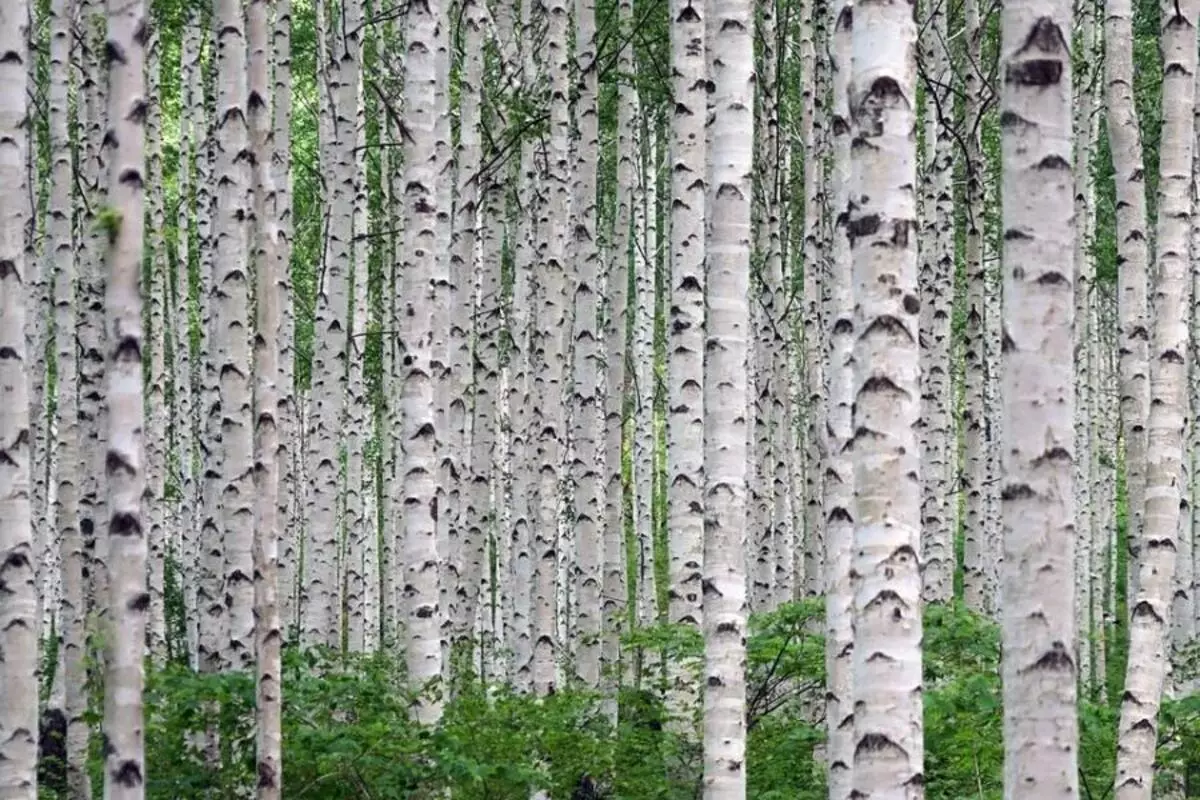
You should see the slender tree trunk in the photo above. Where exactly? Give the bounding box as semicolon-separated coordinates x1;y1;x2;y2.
667;0;706;723
1114;4;1199;796
102;0;148;793
604;0;635;710
249;1;283;791
272;0;296;637
1105;0;1151;602
847;0;924;794
918;0;954;604
214;0;256;672
960;0;989;613
824;6;854;796
303;0;352;648
145;17;169;662
800;0;824;598
400;0;447;722
78;0;111;659
176;8;201;665
572;0;605;691
0;0;37;793
1072;5;1100;685
1000;7;1079;796
52;0;90;792
702;0;752;793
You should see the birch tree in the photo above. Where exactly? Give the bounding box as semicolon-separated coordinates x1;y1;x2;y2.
702;0;752;792
847;0;924;793
1105;0;1150;596
102;0;149;792
667;0;706;722
400;0;446;723
0;0;37;793
825;5;854;796
999;5;1079;796
1114;3;1199;796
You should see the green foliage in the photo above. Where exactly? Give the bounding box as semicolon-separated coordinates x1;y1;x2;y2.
96;205;123;244
64;600;1200;799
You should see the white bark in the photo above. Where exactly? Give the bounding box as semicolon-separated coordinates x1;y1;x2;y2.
825;5;854;796
248;0;284;793
667;0;705;722
400;0;447;722
214;0;255;672
847;0;924;794
1114;4;1198;796
102;0;148;792
1105;0;1151;599
0;0;37;792
702;0;752;793
572;0;605;691
1000;7;1079;796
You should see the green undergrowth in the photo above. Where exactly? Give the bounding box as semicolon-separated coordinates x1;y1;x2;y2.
46;602;1200;799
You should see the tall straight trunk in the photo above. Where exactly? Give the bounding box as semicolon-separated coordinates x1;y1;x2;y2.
824;5;854;795
960;0;989;612
847;0;924;794
51;0;90;792
303;0;352;648
667;0;706;721
1072;4;1099;683
572;0;604;691
453;0;488;653
0;0;37;793
703;0;752;793
346;85;370;652
634;117;657;629
78;0;111;650
753;0;779;611
1114;4;1198;796
604;0;635;708
102;0;148;793
431;1;456;674
508;135;537;692
145;18;169;661
214;0;255;672
531;0;571;696
999;7;1079;795
800;0;824;598
198;62;226;676
1105;0;1151;600
176;9;201;663
248;0;283;792
918;0;954;603
400;0;446;722
272;0;296;636
1093;286;1113;701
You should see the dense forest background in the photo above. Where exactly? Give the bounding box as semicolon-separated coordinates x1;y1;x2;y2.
3;0;1200;796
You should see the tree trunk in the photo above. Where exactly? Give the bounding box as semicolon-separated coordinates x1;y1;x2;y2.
918;0;954;604
400;0;447;722
0;0;37;793
248;0;283;791
213;0;255;673
102;0;148;792
573;0;605;692
1000;8;1079;796
1114;3;1199;796
1105;0;1151;602
667;0;706;724
702;0;752;793
847;0;925;794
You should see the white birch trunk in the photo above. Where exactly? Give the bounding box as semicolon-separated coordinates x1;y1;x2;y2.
1000;7;1079;795
847;0;924;793
102;0;148;791
1114;3;1198;796
702;0;752;792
